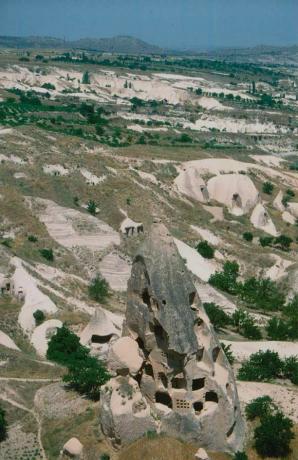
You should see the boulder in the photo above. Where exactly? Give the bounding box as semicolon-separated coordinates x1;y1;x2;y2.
108;337;143;375
195;448;210;460
63;437;83;458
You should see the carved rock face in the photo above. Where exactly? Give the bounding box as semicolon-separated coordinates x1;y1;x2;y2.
101;224;245;452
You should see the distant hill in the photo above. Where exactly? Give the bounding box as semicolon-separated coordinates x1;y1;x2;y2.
0;35;163;55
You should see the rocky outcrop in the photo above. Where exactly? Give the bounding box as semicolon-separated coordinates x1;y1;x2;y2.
101;224;245;452
62;437;83;458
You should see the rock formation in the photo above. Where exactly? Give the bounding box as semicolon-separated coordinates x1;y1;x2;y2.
100;224;245;452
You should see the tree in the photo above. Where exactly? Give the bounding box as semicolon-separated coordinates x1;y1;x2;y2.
245;396;276;421
239;277;285;312
221;343;235;365
33;309;45;326
195;88;203;95
238;350;283;382
179;133;192;143
63;355;110;400
262;181;274;195
203;303;231;330
274;234;293;251
196;241;214;259
39;248;54;262
87;200;97;216
209;261;239;295
88;275;109;303
47;325;88;366
231;310;261;340
0;405;7;442
82;71;90;84
242;232;253;242
259;236;274;247
233;453;248;460
283;356;298;385
254;411;294;457
266;317;289;340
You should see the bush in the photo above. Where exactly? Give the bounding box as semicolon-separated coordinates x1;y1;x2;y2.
266;317;289;340
42;82;56;90
179;133;192;143
82;71;90;84
28;234;38;242
88;275;109;303
274;234;293;251
239;277;285;312
245;396;275;421
209;261;239;295
242;232;253;242
262;181;274;195
203;303;231;330
221;343;235;365
238;350;283;382
87;200;97;215
196;241;214;259
233;453;248;460
33;309;45;326
254;411;294;457
0;405;7;442
259;236;274;247
232;310;262;340
47;325;88;366
283;356;298;385
63;354;110;400
39;248;54;261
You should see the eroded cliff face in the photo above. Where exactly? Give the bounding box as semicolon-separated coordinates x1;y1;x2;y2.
101;224;245;452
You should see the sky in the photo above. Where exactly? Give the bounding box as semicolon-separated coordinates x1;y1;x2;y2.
1;0;298;50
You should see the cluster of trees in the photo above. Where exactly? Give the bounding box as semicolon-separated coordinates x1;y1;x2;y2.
204;303;261;340
88;275;109;303
47;325;110;399
266;295;298;340
259;234;293;251
245;396;294;457
238;350;298;385
282;188;295;207
209;261;286;312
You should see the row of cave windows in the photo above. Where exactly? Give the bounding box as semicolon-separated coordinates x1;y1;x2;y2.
155;390;218;410
142;288;197;311
145;363;206;391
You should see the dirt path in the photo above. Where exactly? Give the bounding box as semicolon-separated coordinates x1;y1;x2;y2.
0;377;61;382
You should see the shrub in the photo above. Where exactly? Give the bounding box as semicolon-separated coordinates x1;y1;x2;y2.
41;82;56;90
239;277;285;312
100;455;110;460
283;356;298;385
63;354;110;400
88;275;109;303
254;411;294;457
28;234;38;242
242;232;253;242
47;325;88;366
203;303;231;330
33;309;45;326
274;234;293;251
196;241;214;259
87;200;97;215
238;350;283;382
262;181;274;195
245;396;275;421
0;405;7;442
266;317;289;340
209;261;239;295
233;453;248;460
39;248;54;261
231;310;262;340
179;133;192;143
259;236;274;247
221;343;235;365
82;71;90;84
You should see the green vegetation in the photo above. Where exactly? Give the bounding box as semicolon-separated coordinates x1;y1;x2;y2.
82;71;90;84
232;310;262;340
39;248;54;262
238;350;298;384
245;396;276;421
0;405;8;442
254;411;294;457
33;309;45;326
195;241;214;259
233;453;248;460
28;234;38;243
259;234;293;251
242;232;253;242
282;189;295;207
47;325;110;399
209;261;239;294
262;181;274;195
221;343;235;365
203;302;231;330
246;396;294;457
41;82;56;90
87;200;97;215
88;275;109;303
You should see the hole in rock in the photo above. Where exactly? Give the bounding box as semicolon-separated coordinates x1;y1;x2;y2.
193;401;203;413
192;378;205;391
91;334;113;344
155;391;172;408
205;391;218;403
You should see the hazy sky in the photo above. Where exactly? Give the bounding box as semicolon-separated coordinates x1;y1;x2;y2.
1;0;298;50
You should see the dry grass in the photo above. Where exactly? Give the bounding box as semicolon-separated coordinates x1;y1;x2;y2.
118;435;231;460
